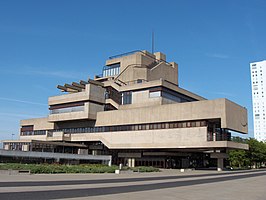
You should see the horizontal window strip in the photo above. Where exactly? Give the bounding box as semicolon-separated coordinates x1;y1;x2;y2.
21;120;209;136
49;101;86;110
49;100;104;110
21;125;34;132
20;130;47;136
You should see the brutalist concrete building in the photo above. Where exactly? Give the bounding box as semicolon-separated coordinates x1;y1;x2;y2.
2;50;248;170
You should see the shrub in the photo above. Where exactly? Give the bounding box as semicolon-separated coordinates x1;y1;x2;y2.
0;163;118;174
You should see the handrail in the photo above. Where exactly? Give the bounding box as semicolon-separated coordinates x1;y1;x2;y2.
109;50;172;66
114;64;148;83
109;50;141;59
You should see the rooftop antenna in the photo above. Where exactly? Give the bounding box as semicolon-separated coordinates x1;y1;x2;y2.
151;30;155;54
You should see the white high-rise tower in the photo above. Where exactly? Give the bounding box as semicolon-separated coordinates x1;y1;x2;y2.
250;60;266;141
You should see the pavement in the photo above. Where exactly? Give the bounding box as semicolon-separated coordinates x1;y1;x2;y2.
0;169;265;200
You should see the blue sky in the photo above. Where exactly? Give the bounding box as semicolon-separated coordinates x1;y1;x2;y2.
0;0;265;141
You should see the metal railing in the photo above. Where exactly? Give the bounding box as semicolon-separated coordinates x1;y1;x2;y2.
109;50;172;66
109;50;141;59
50;106;84;114
20;130;47;136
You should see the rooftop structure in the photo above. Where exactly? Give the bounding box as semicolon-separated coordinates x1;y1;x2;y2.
1;50;248;170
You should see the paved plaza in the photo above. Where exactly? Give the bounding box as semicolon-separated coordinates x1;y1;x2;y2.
0;169;265;200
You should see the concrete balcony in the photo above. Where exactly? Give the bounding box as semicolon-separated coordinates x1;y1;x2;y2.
48;84;105;106
95;98;248;134
46;131;63;141
46;131;71;142
48;102;104;122
19;132;48;141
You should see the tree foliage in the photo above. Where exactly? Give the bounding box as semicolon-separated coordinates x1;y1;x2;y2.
228;138;266;168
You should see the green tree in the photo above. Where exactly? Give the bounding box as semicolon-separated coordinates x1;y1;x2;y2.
246;138;266;168
228;138;266;169
228;150;247;168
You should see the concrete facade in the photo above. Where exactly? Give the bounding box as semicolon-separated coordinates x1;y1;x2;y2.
2;50;248;170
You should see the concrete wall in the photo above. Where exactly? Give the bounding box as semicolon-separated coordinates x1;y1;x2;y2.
87;84;105;103
106;52;148;83
148;62;178;85
49;83;105;105
225;99;248;132
69;127;248;150
19;134;47;141
116;79;205;101
20;117;54;130
48;83;105;122
49;89;90;105
121;86;194;110
46;132;64;141
106;51;178;85
48;102;104;122
95;98;248;134
120;90;162;110
70;127;207;149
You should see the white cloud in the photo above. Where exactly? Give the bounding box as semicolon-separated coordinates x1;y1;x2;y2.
0;97;46;106
0;66;85;79
0;112;44;118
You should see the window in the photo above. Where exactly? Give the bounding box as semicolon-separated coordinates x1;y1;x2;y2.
103;63;120;77
141;124;147;130
162;92;181;102
149;91;161;98
196;121;201;127
200;121;207;126
122;91;132;105
191;121;196;127
169;123;174;128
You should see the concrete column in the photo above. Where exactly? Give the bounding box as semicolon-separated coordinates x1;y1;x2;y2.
55;157;60;163
213;124;216;141
128;158;132;167
217;158;224;171
108;159;112;167
131;158;135;168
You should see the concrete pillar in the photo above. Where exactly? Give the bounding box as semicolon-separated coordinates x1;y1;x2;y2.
55;157;60;163
108;159;112;167
213;123;216;141
217;158;224;171
131;158;135;168
128;158;132;167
